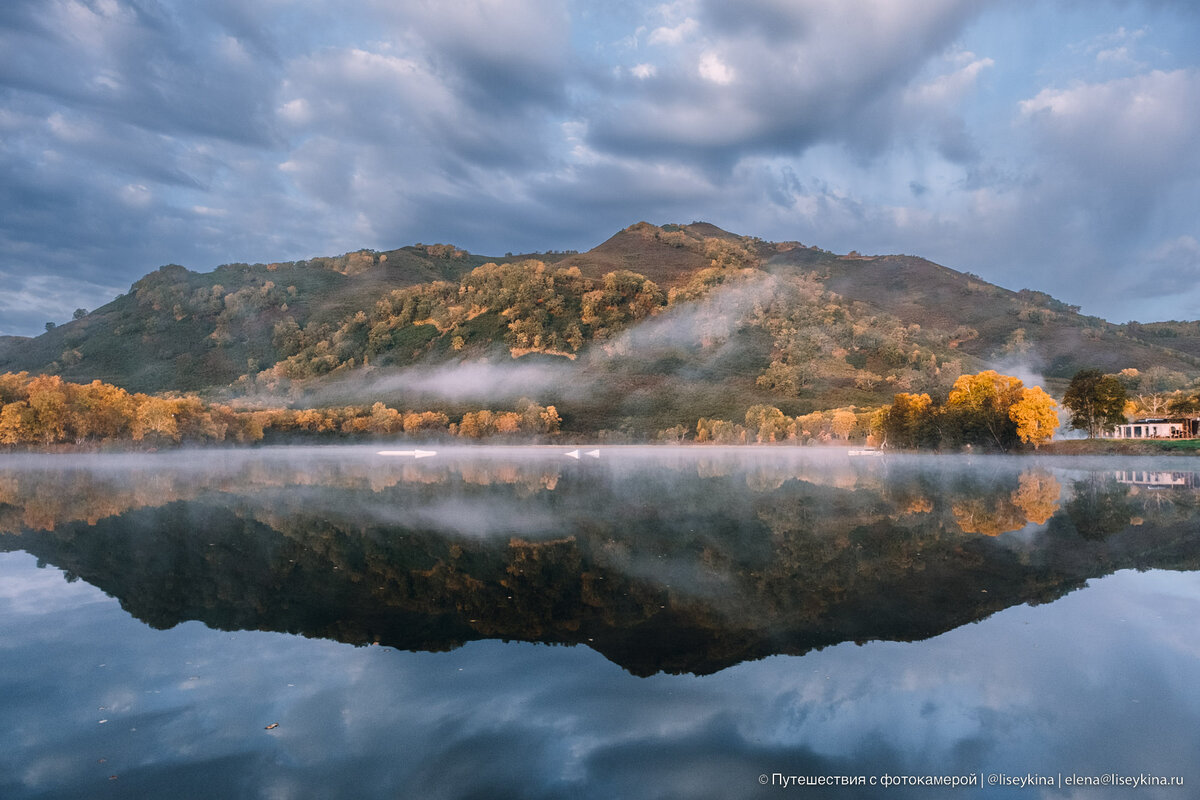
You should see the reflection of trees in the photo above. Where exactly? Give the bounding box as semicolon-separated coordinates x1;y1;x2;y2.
0;458;568;535
1065;475;1135;541
949;469;1062;536
951;497;1029;536
940;469;1060;537
1011;470;1061;524
3;457;1199;676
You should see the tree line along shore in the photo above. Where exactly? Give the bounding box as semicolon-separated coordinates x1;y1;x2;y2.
0;368;1197;452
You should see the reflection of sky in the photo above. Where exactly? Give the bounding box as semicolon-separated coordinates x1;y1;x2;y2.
2;551;1197;799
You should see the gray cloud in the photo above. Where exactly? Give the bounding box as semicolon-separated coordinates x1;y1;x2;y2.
2;0;1200;335
586;0;986;167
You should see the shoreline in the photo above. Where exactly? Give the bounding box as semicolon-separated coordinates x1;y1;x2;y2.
2;438;1199;456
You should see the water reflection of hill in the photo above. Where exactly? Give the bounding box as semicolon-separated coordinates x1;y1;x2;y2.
2;450;1199;675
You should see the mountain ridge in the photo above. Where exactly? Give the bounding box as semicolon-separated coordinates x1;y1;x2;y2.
2;222;1196;435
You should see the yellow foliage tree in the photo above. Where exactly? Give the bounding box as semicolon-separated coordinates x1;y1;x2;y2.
494;411;522;435
947;370;1025;450
831;410;858;440
25;375;70;444
132;396;180;442
744;405;791;443
403;411;450;433
0;402;34;444
368;402;404;434
1008;386;1059;449
74;380;136;440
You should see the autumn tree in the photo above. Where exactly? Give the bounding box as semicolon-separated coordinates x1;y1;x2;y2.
695;417;747;443
744;405;791;443
132;396;181;442
403;411;450;434
1008;386;1059;449
1062;369;1127;438
830;410;857;440
945;370;1025;451
879;392;937;449
792;411;828;443
73;380;136;440
0;402;34;444
25;375;71;444
368;402;404;434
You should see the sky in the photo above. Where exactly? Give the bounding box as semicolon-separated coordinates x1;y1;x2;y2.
1;0;1199;337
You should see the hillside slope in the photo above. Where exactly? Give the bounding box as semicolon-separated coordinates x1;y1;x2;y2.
772;250;1199;382
0;245;490;393
1;222;1197;431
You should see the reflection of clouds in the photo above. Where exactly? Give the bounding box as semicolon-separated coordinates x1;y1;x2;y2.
0;552;108;621
2;554;1199;798
272;570;1200;798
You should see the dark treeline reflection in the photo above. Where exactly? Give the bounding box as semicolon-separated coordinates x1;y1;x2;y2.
2;448;1199;675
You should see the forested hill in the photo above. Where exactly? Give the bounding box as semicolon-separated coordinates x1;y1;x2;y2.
2;222;1197;429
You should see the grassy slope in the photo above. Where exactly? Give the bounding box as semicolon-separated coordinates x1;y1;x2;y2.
801;251;1200;381
554;223;728;287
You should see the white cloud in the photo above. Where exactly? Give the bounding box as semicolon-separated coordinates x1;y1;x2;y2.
1020;69;1200;181
119;183;152;207
277;97;312;126
1074;25;1152;71
648;17;699;46
631;63;657;80
905;53;994;110
697;52;733;85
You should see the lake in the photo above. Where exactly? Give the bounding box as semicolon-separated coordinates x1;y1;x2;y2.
1;446;1197;799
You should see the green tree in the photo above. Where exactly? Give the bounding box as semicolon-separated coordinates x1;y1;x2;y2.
1062;369;1127;438
1167;392;1200;415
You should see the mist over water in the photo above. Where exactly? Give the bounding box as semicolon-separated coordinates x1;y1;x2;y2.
1;446;1198;798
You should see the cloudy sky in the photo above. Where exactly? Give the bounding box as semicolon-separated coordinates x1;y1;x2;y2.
2;0;1199;337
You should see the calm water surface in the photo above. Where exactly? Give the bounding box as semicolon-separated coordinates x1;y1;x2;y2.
1;446;1198;799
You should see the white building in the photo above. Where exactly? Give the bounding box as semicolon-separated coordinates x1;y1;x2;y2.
1107;417;1199;439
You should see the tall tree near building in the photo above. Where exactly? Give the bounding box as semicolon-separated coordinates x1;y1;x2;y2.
1062;369;1127;438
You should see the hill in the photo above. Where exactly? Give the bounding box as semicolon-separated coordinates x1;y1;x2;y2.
1;222;1197;435
0;245;491;393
